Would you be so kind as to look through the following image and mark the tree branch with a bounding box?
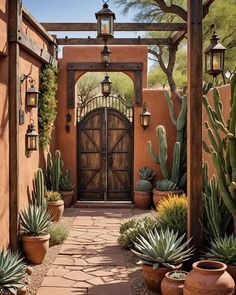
[153,0,187,21]
[203,0,216,18]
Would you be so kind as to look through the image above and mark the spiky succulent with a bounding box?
[135,179,152,191]
[205,235,236,265]
[132,228,194,269]
[46,191,62,202]
[0,249,26,295]
[156,179,178,191]
[20,204,52,235]
[139,167,156,181]
[60,169,73,191]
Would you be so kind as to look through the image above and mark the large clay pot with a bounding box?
[60,190,74,208]
[47,200,64,222]
[133,191,152,209]
[21,234,50,264]
[142,264,182,293]
[227,265,236,295]
[183,260,235,295]
[153,189,183,207]
[161,271,188,295]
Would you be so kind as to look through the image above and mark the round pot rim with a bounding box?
[60,190,74,194]
[48,199,64,205]
[21,233,50,242]
[193,260,227,273]
[134,190,152,194]
[165,270,188,283]
[142,263,182,270]
[153,188,183,194]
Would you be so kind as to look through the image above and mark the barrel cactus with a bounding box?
[203,73,236,231]
[136,179,152,192]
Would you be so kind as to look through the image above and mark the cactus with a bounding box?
[60,169,73,191]
[45,150,63,192]
[139,167,156,181]
[156,179,178,191]
[33,168,47,209]
[135,179,152,191]
[45,151,53,190]
[203,74,236,231]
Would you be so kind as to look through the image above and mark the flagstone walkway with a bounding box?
[37,208,148,295]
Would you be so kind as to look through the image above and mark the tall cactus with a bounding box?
[203,74,236,231]
[33,168,47,209]
[45,150,63,192]
[147,93,187,189]
[45,151,53,190]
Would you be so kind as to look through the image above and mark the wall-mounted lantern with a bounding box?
[95,0,116,40]
[21,74,40,108]
[101,73,112,97]
[101,40,111,66]
[26,119,39,151]
[204,25,227,77]
[65,112,72,133]
[140,103,151,129]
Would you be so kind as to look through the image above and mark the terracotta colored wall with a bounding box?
[202,84,231,177]
[0,0,9,248]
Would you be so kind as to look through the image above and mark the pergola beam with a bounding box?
[171,31,186,45]
[41,22,187,32]
[57,37,171,46]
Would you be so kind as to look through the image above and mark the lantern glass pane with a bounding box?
[27,136,36,150]
[101,18,110,35]
[206,53,211,71]
[28,93,37,106]
[212,52,221,70]
[143,115,150,127]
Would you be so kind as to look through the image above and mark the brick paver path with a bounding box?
[37,208,146,295]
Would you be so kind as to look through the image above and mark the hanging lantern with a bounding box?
[26,119,39,151]
[140,103,151,129]
[204,28,227,77]
[101,42,111,65]
[95,0,116,39]
[101,73,112,97]
[26,81,40,108]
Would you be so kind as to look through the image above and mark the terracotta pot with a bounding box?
[133,190,152,209]
[17,286,27,295]
[153,189,183,207]
[183,260,235,295]
[21,234,50,265]
[227,265,236,295]
[142,264,182,293]
[60,190,74,208]
[161,270,188,295]
[47,200,64,222]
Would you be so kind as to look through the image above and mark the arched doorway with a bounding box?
[77,95,133,202]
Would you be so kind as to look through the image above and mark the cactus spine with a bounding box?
[203,74,236,231]
[33,168,47,209]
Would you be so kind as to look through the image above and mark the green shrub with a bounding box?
[156,194,187,235]
[118,216,157,249]
[46,191,62,202]
[49,223,69,246]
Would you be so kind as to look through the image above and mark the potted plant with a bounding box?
[46,191,64,222]
[204,235,236,283]
[20,204,52,265]
[147,125,184,207]
[60,169,74,208]
[132,228,193,293]
[161,270,188,295]
[134,167,155,209]
[0,249,26,295]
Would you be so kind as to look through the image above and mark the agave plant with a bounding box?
[20,204,52,235]
[46,191,62,202]
[132,228,194,269]
[0,249,26,295]
[139,167,156,181]
[156,179,178,191]
[205,235,236,265]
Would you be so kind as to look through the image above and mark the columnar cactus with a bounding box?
[203,74,236,230]
[45,150,63,192]
[45,151,53,190]
[33,168,47,209]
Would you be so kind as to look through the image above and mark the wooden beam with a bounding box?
[8,0,21,251]
[18,33,57,66]
[22,7,55,43]
[41,22,187,32]
[187,0,203,255]
[57,37,170,46]
[203,0,215,17]
[171,31,186,45]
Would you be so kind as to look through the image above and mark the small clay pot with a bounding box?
[142,264,182,293]
[133,191,152,209]
[21,234,50,265]
[161,270,188,295]
[152,189,183,207]
[183,260,235,295]
[60,190,74,208]
[47,200,64,222]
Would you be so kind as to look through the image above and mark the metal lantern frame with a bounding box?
[101,40,112,65]
[101,73,112,97]
[21,74,40,108]
[95,0,116,40]
[25,119,39,151]
[139,103,151,129]
[204,29,227,77]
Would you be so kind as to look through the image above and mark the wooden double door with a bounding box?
[77,107,133,202]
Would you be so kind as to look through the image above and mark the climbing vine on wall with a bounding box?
[38,64,58,149]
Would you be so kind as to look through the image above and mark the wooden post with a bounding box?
[8,0,21,250]
[187,0,203,255]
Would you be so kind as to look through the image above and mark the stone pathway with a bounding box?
[37,208,147,295]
